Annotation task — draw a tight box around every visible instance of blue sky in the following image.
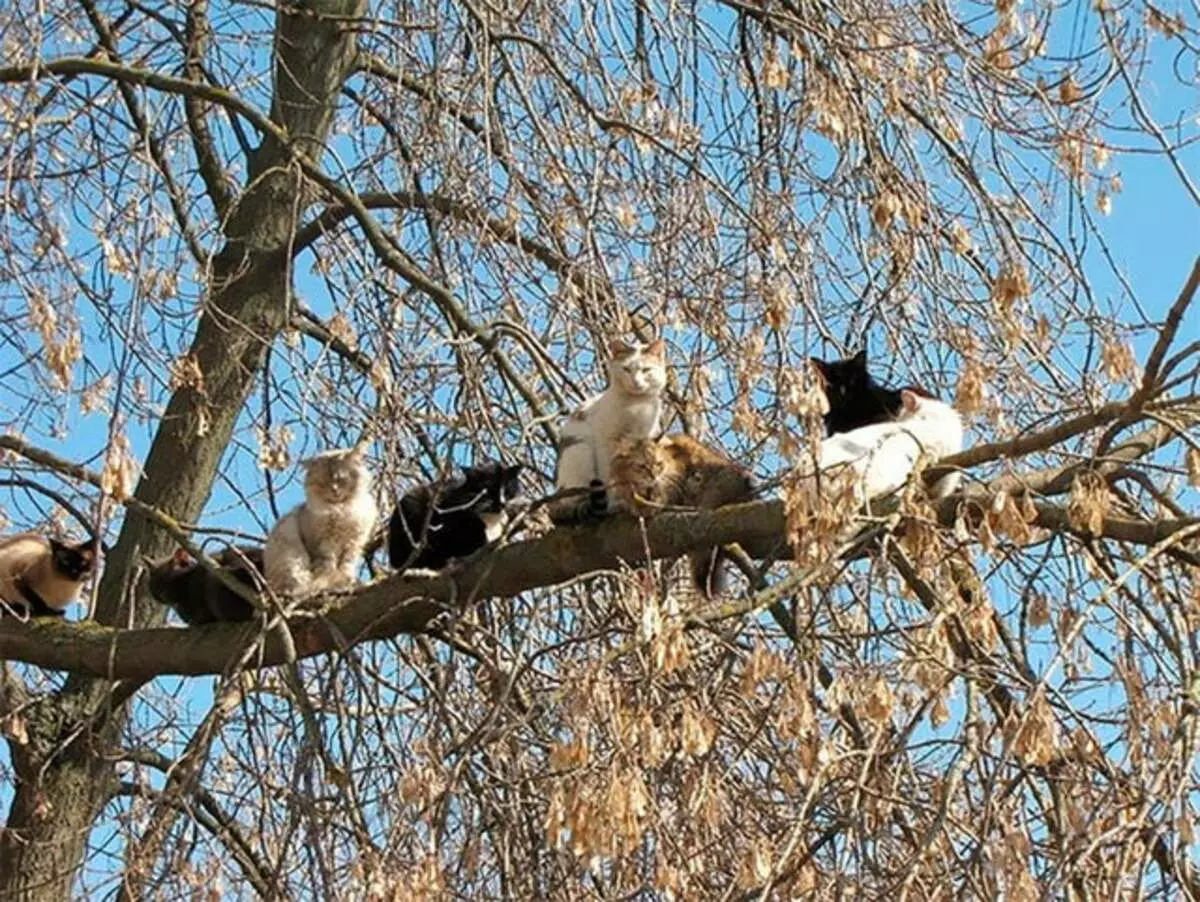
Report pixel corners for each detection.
[1,0,1199,893]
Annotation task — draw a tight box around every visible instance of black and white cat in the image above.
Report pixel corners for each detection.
[810,346,904,436]
[388,461,524,571]
[0,534,99,618]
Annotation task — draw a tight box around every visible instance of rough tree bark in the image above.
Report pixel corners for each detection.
[0,2,366,896]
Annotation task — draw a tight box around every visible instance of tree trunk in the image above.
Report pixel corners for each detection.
[0,2,365,896]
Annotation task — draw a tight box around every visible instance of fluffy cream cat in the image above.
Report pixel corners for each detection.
[264,446,377,595]
[549,339,668,524]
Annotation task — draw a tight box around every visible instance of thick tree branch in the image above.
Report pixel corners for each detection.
[0,58,274,152]
[1097,256,1200,453]
[1140,257,1200,396]
[183,0,235,220]
[0,493,1194,681]
[928,394,1197,483]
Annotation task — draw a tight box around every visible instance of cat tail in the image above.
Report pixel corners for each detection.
[688,466,756,597]
[548,480,609,525]
[688,546,729,599]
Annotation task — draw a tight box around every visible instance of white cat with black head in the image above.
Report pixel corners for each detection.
[549,339,668,524]
[816,387,964,502]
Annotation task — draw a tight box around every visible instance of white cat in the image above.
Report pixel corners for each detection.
[264,446,378,595]
[816,388,964,502]
[549,339,668,524]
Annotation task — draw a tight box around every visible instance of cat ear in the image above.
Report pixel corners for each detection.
[609,339,636,359]
[900,389,920,413]
[851,347,867,367]
[172,548,194,566]
[644,339,666,359]
[47,537,68,554]
[504,463,524,479]
[809,358,829,383]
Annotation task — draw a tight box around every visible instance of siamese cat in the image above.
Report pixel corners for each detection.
[0,534,98,618]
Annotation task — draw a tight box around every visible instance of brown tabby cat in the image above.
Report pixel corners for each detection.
[609,434,755,597]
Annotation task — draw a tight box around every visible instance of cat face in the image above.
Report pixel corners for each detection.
[304,446,370,504]
[608,339,667,397]
[148,548,197,581]
[458,462,524,514]
[609,438,665,513]
[896,386,939,418]
[166,548,196,571]
[49,538,99,581]
[809,348,869,409]
[610,438,661,486]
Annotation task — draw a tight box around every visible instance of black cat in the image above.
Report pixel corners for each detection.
[147,546,264,625]
[388,461,524,571]
[809,347,904,436]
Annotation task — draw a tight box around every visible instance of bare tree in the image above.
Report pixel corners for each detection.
[0,0,1197,897]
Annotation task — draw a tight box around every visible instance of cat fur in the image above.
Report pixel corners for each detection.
[550,339,668,525]
[147,546,264,625]
[264,446,378,595]
[815,388,963,502]
[609,433,755,597]
[810,346,904,436]
[388,461,524,571]
[0,533,98,618]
